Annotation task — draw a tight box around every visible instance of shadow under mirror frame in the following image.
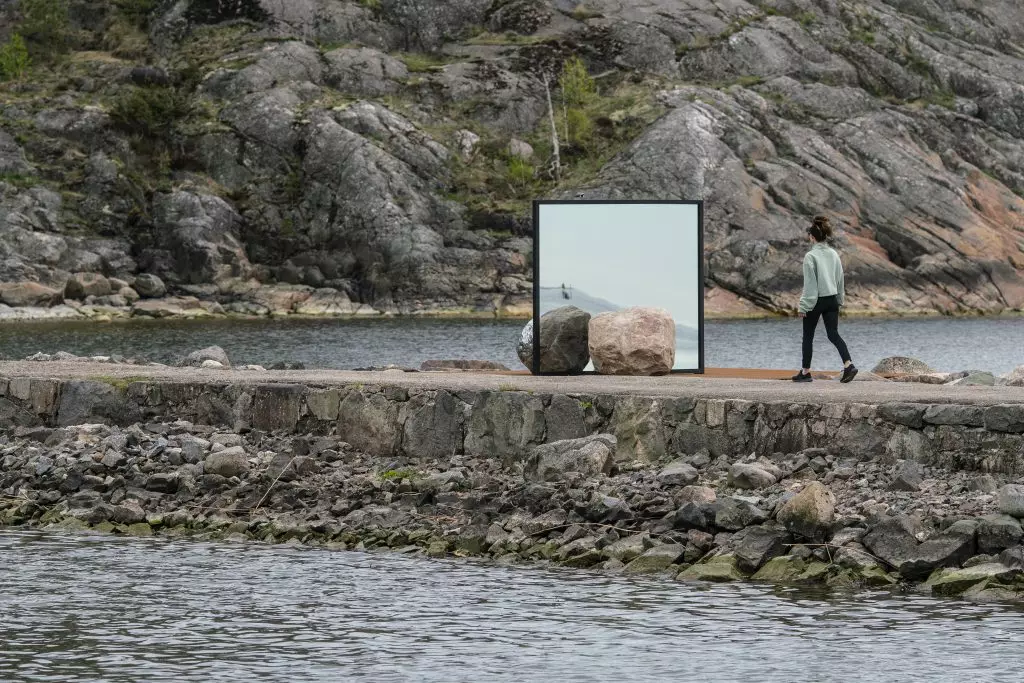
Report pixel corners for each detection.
[531,199,705,376]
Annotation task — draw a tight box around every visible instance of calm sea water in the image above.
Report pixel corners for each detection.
[1,531,1023,682]
[0,315,1021,373]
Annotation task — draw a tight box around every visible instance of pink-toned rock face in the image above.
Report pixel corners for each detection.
[588,307,675,375]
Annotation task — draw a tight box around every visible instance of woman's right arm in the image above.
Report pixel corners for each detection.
[798,253,817,314]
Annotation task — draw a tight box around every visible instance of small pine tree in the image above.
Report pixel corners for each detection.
[0,33,31,82]
[559,57,597,147]
[560,56,596,108]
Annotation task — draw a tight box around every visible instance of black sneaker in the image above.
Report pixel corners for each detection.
[840,365,858,383]
[792,371,812,382]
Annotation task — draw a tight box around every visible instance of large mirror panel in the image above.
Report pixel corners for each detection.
[533,201,704,374]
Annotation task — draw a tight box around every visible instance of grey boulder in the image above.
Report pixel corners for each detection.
[180,346,232,369]
[525,434,615,482]
[517,306,592,373]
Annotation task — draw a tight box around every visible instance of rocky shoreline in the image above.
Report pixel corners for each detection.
[4,298,1024,325]
[4,415,1024,603]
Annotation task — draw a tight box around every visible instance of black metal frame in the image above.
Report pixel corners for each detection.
[531,199,705,375]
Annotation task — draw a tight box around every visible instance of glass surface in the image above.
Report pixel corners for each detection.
[536,202,702,372]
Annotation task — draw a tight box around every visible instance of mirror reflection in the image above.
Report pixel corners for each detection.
[535,202,703,374]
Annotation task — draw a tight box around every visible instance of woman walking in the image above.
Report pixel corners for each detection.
[792,215,857,383]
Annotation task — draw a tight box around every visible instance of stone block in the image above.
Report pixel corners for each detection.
[55,380,139,427]
[610,396,667,463]
[306,388,342,421]
[401,391,461,460]
[338,390,403,456]
[464,391,544,460]
[545,394,589,442]
[922,404,985,427]
[877,403,926,428]
[249,384,302,431]
[985,405,1024,433]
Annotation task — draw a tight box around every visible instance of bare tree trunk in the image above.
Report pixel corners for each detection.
[544,74,561,182]
[561,81,569,141]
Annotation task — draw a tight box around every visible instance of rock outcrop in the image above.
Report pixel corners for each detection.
[0,0,1023,318]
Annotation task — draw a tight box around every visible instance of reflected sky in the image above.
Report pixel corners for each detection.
[537,203,701,330]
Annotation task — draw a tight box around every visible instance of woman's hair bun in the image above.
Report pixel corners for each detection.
[809,215,833,241]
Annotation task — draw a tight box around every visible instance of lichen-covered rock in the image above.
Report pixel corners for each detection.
[204,447,250,478]
[133,274,166,299]
[925,563,1022,597]
[657,458,699,486]
[677,555,744,582]
[998,485,1024,518]
[525,434,615,482]
[589,307,675,376]
[623,544,685,575]
[776,482,835,542]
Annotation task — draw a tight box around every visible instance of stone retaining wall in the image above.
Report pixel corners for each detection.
[2,376,1023,474]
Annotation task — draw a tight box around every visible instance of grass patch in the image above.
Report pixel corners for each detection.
[0,173,41,188]
[571,3,603,20]
[464,31,547,46]
[498,383,521,392]
[918,89,956,109]
[579,400,593,410]
[90,375,147,392]
[397,52,451,73]
[380,468,417,481]
[795,11,817,27]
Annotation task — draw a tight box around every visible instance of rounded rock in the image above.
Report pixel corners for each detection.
[588,307,675,376]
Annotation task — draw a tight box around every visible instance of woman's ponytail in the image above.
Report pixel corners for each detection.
[809,215,833,242]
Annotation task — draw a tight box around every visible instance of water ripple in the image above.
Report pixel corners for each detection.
[2,531,1024,682]
[1,315,1023,372]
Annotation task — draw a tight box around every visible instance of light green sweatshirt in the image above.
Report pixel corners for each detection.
[799,243,845,313]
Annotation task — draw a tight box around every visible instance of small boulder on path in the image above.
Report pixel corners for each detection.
[180,345,232,369]
[588,307,675,375]
[872,356,934,375]
[517,306,592,373]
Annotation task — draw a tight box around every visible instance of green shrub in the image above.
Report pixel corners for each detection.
[110,86,192,139]
[506,157,535,189]
[566,107,593,145]
[0,34,31,81]
[113,0,157,26]
[19,0,69,54]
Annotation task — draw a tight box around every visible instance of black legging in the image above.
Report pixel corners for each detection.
[802,295,851,369]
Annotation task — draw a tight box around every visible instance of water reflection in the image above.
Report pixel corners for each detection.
[0,315,1022,373]
[2,531,1024,682]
